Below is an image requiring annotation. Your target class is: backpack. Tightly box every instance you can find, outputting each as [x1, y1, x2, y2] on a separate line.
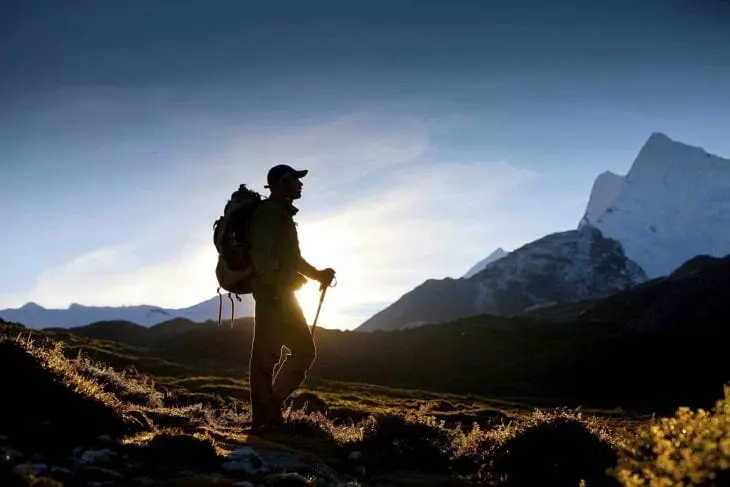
[212, 184, 263, 328]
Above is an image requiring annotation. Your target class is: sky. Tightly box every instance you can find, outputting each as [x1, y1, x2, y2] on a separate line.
[1, 0, 730, 330]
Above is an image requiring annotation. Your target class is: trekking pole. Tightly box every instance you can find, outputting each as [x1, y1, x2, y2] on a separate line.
[311, 277, 336, 337]
[310, 287, 327, 337]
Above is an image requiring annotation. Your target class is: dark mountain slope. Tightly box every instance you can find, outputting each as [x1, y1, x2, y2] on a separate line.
[359, 226, 647, 331]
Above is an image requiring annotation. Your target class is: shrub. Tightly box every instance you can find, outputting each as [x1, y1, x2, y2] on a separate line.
[614, 385, 730, 487]
[354, 408, 456, 474]
[490, 417, 619, 487]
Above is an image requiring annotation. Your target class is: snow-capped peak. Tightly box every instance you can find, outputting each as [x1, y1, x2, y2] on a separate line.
[626, 132, 720, 186]
[582, 171, 625, 225]
[580, 132, 730, 278]
[463, 248, 508, 278]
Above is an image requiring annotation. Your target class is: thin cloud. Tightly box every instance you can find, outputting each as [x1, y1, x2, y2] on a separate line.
[295, 158, 536, 328]
[22, 239, 220, 310]
[4, 116, 537, 329]
[206, 115, 431, 194]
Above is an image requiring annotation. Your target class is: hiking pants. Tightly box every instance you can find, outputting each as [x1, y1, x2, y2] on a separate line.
[249, 290, 316, 425]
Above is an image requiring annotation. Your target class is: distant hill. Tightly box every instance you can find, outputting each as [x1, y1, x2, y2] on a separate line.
[46, 317, 206, 348]
[45, 320, 151, 346]
[0, 295, 254, 329]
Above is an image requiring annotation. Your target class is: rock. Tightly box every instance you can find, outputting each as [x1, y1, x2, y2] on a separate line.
[232, 482, 256, 487]
[255, 447, 307, 471]
[134, 477, 155, 486]
[49, 466, 73, 483]
[24, 463, 48, 475]
[78, 465, 124, 482]
[0, 446, 23, 463]
[78, 448, 116, 465]
[26, 477, 63, 487]
[97, 435, 113, 443]
[139, 433, 219, 470]
[222, 446, 269, 475]
[347, 451, 363, 462]
[28, 452, 45, 462]
[265, 472, 311, 486]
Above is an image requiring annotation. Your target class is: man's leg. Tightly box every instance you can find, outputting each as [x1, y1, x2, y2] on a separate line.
[271, 292, 316, 405]
[249, 295, 284, 428]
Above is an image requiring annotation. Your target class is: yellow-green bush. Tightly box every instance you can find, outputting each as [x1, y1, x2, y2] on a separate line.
[615, 385, 730, 486]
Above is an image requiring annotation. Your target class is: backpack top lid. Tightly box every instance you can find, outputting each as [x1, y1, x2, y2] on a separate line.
[214, 184, 264, 253]
[224, 184, 262, 213]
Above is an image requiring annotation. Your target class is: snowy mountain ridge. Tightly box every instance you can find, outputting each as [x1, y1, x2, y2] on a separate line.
[463, 248, 509, 278]
[580, 132, 730, 278]
[358, 131, 730, 331]
[357, 225, 647, 331]
[0, 296, 255, 329]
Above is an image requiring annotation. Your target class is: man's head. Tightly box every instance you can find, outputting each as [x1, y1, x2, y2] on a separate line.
[265, 164, 308, 200]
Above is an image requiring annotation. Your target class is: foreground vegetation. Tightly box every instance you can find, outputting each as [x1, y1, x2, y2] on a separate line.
[1, 322, 729, 486]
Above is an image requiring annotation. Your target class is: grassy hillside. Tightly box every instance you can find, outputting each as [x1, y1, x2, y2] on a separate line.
[3, 321, 730, 486]
[46, 311, 727, 415]
[2, 255, 725, 484]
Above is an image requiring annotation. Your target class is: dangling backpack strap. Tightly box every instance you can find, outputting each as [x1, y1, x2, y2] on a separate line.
[228, 292, 235, 329]
[234, 294, 242, 329]
[216, 287, 223, 328]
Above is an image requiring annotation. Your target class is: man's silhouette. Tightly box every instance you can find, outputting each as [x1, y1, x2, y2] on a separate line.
[247, 164, 335, 432]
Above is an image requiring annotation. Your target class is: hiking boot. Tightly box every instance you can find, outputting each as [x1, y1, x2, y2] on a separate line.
[266, 396, 286, 421]
[249, 402, 285, 435]
[249, 417, 285, 435]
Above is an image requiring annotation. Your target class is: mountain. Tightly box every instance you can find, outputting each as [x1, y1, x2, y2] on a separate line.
[359, 132, 730, 332]
[357, 225, 647, 331]
[0, 295, 254, 329]
[462, 248, 508, 278]
[530, 253, 730, 330]
[45, 320, 153, 346]
[45, 317, 207, 347]
[580, 132, 730, 278]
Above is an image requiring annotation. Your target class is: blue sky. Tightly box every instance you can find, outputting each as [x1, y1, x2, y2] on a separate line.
[2, 0, 730, 329]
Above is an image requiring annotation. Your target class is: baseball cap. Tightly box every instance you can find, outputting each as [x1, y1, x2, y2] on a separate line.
[265, 164, 308, 188]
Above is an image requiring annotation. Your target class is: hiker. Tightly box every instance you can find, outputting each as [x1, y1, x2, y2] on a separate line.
[247, 164, 336, 432]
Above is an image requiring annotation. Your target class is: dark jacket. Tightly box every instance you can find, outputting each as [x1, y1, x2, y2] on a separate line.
[248, 198, 318, 295]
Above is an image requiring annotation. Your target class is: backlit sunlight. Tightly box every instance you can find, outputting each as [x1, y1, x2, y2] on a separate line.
[294, 220, 368, 329]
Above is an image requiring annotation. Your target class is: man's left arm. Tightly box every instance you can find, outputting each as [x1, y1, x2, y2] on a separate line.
[299, 257, 336, 289]
[297, 257, 319, 280]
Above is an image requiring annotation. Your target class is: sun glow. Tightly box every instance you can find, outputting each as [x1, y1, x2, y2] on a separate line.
[295, 280, 329, 326]
[293, 216, 376, 330]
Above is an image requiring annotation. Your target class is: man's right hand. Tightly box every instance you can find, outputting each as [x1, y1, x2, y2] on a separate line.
[317, 268, 336, 290]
